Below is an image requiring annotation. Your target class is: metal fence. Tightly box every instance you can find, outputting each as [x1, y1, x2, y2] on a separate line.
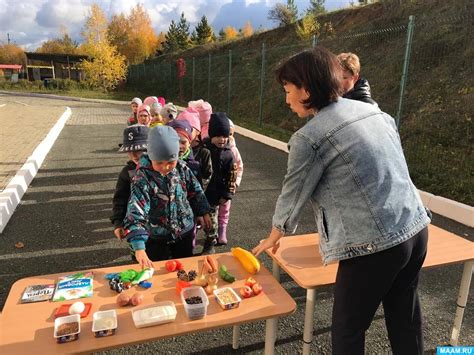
[127, 13, 473, 205]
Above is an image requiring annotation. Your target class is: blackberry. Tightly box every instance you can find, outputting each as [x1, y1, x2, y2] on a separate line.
[187, 270, 197, 281]
[185, 296, 203, 305]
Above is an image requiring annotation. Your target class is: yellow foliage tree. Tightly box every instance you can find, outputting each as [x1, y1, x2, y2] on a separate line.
[0, 44, 26, 65]
[241, 21, 254, 37]
[108, 4, 159, 64]
[37, 26, 80, 54]
[80, 4, 127, 91]
[296, 11, 320, 40]
[224, 26, 239, 41]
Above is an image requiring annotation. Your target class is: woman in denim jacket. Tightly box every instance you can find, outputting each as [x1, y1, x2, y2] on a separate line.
[252, 47, 430, 355]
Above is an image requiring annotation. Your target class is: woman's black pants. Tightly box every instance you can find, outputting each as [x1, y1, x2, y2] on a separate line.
[332, 227, 429, 355]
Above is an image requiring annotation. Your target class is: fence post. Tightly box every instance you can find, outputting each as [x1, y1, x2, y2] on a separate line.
[396, 15, 415, 129]
[227, 49, 232, 115]
[207, 53, 212, 101]
[192, 57, 195, 100]
[258, 43, 266, 127]
[168, 62, 172, 98]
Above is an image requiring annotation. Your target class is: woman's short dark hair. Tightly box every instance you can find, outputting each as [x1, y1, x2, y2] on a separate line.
[276, 46, 342, 111]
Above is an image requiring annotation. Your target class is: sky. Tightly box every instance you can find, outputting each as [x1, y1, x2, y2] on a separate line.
[0, 0, 352, 51]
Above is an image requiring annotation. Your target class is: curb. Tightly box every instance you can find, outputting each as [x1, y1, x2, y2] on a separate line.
[234, 125, 473, 227]
[0, 90, 129, 105]
[0, 107, 72, 233]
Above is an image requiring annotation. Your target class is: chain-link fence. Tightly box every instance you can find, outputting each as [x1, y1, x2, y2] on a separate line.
[127, 13, 473, 205]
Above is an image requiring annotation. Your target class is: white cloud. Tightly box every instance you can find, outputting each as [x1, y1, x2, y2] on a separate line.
[0, 0, 350, 50]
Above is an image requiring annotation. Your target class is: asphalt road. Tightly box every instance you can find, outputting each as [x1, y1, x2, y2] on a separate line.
[0, 97, 472, 354]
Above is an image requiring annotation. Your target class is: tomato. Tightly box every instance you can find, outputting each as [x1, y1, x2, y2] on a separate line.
[165, 260, 177, 272]
[252, 283, 263, 295]
[244, 277, 257, 287]
[175, 260, 184, 270]
[176, 280, 192, 295]
[239, 286, 253, 298]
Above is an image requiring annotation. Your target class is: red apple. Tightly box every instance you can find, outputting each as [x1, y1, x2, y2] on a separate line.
[240, 286, 253, 298]
[252, 283, 263, 295]
[244, 277, 257, 287]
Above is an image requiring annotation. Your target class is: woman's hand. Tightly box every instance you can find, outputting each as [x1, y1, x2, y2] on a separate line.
[135, 250, 154, 269]
[252, 227, 285, 257]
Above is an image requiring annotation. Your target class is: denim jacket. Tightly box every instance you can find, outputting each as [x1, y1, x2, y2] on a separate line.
[272, 98, 431, 264]
[124, 154, 210, 251]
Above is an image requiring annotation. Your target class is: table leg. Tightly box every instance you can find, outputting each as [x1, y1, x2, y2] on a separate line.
[303, 288, 316, 355]
[265, 318, 276, 355]
[232, 325, 240, 349]
[449, 260, 473, 346]
[270, 259, 281, 343]
[272, 259, 280, 282]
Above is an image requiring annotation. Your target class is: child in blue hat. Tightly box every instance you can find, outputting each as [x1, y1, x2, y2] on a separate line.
[124, 125, 212, 268]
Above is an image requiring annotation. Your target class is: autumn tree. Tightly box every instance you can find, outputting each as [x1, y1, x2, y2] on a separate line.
[191, 15, 214, 45]
[296, 11, 320, 40]
[0, 44, 26, 65]
[80, 4, 127, 91]
[223, 26, 239, 41]
[37, 26, 80, 54]
[108, 14, 131, 57]
[127, 4, 159, 63]
[108, 5, 158, 64]
[241, 21, 254, 37]
[268, 1, 298, 27]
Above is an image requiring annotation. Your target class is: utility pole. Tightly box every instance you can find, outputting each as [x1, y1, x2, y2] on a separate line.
[7, 33, 11, 44]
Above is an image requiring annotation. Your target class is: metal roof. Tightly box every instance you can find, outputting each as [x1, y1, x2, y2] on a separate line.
[24, 52, 89, 64]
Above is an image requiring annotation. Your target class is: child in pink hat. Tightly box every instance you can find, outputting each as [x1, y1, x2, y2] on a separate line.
[143, 96, 158, 108]
[177, 107, 212, 190]
[137, 104, 151, 126]
[188, 100, 212, 139]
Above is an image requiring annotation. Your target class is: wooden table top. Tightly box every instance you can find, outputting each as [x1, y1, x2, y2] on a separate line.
[0, 252, 296, 354]
[266, 224, 473, 289]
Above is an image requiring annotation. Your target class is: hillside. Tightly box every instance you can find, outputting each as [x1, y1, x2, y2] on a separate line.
[126, 0, 473, 205]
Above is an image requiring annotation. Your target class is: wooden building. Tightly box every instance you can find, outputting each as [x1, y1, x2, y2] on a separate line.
[24, 52, 89, 81]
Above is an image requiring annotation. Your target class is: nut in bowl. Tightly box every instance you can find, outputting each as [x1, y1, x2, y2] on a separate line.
[213, 287, 242, 310]
[54, 314, 80, 343]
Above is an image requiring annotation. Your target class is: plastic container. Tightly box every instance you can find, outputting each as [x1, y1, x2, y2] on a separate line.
[92, 310, 117, 337]
[54, 314, 80, 343]
[181, 286, 209, 320]
[132, 301, 177, 328]
[213, 287, 242, 310]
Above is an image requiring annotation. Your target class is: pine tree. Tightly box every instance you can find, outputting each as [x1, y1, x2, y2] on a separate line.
[308, 0, 326, 15]
[176, 12, 191, 50]
[287, 0, 298, 19]
[218, 28, 226, 41]
[193, 15, 214, 45]
[164, 20, 180, 53]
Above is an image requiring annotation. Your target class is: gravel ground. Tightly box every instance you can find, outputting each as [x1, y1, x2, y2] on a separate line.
[0, 97, 472, 354]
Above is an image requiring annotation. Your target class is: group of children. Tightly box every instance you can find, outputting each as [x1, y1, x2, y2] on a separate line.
[110, 96, 243, 268]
